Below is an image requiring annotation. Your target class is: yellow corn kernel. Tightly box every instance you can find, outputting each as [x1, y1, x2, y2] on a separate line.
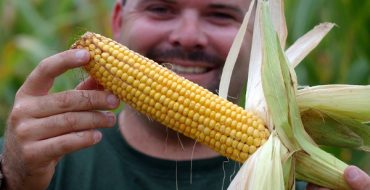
[71, 32, 270, 163]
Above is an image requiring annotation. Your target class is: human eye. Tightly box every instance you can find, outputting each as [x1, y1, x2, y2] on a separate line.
[210, 12, 236, 20]
[146, 3, 175, 19]
[207, 11, 239, 25]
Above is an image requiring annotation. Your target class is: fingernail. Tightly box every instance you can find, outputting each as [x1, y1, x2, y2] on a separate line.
[105, 112, 116, 125]
[94, 131, 102, 144]
[346, 166, 360, 181]
[107, 94, 119, 107]
[75, 49, 89, 61]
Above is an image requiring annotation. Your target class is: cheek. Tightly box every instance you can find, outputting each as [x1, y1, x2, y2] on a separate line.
[207, 27, 240, 58]
[206, 26, 251, 99]
[121, 19, 170, 54]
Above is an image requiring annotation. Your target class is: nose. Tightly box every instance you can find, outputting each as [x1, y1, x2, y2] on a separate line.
[169, 11, 208, 50]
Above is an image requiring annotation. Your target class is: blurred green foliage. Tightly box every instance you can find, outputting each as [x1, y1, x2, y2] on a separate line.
[0, 0, 115, 134]
[285, 0, 370, 85]
[0, 0, 369, 172]
[285, 0, 370, 173]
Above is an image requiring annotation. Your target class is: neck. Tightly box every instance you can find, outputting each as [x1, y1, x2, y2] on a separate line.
[118, 106, 219, 160]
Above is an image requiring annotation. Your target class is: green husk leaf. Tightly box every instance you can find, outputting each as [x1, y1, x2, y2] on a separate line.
[297, 85, 370, 121]
[303, 110, 370, 151]
[326, 113, 370, 152]
[260, 0, 298, 151]
[260, 1, 349, 189]
[295, 151, 347, 190]
[228, 2, 292, 189]
[282, 154, 295, 189]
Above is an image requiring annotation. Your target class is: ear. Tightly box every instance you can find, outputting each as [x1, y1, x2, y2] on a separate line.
[112, 0, 123, 40]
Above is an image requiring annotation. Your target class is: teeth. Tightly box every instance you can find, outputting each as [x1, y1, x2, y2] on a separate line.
[163, 63, 208, 74]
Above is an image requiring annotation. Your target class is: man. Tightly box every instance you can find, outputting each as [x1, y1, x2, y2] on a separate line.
[1, 0, 369, 189]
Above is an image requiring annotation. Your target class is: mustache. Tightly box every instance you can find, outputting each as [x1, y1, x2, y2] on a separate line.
[146, 47, 224, 66]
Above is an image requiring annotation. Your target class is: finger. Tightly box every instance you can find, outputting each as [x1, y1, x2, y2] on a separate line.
[26, 90, 119, 118]
[19, 49, 90, 96]
[75, 76, 105, 90]
[344, 166, 370, 190]
[17, 111, 115, 140]
[30, 130, 102, 162]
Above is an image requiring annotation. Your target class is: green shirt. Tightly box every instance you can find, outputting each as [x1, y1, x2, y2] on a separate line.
[44, 125, 239, 190]
[0, 125, 307, 190]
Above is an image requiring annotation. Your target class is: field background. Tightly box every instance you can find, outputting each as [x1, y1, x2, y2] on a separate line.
[1, 0, 369, 172]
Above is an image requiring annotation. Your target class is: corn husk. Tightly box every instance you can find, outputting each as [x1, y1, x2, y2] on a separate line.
[228, 133, 289, 190]
[298, 85, 370, 151]
[218, 0, 255, 99]
[301, 110, 370, 152]
[260, 2, 349, 188]
[297, 85, 370, 121]
[286, 23, 335, 68]
[221, 0, 370, 189]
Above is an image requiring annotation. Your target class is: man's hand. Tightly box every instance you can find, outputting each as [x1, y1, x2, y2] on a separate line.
[306, 165, 370, 190]
[343, 166, 370, 190]
[1, 49, 120, 190]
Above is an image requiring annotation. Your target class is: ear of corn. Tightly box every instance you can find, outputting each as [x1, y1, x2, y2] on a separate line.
[70, 1, 369, 187]
[71, 32, 270, 163]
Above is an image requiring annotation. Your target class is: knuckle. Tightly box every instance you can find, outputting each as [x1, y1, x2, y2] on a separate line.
[75, 90, 110, 110]
[14, 122, 31, 140]
[11, 102, 24, 117]
[37, 58, 52, 75]
[39, 53, 64, 69]
[76, 131, 96, 147]
[57, 139, 72, 155]
[7, 113, 20, 128]
[78, 90, 95, 109]
[15, 89, 25, 98]
[56, 132, 95, 155]
[90, 113, 105, 128]
[82, 90, 95, 102]
[62, 113, 78, 130]
[8, 102, 26, 127]
[55, 92, 73, 110]
[86, 131, 97, 145]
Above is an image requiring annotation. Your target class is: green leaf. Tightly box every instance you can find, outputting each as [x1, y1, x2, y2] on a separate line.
[260, 1, 348, 189]
[260, 0, 298, 150]
[302, 111, 370, 152]
[302, 110, 370, 151]
[297, 85, 370, 121]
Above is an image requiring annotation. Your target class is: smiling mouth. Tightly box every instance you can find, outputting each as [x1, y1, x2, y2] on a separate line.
[161, 63, 211, 74]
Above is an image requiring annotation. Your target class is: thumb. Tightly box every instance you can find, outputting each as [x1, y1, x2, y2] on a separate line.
[344, 166, 370, 190]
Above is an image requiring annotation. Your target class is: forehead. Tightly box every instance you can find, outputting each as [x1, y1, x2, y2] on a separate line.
[125, 0, 250, 12]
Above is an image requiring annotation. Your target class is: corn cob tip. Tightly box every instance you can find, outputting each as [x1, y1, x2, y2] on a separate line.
[71, 32, 97, 49]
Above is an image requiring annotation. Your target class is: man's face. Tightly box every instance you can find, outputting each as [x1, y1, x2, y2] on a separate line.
[114, 0, 252, 98]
